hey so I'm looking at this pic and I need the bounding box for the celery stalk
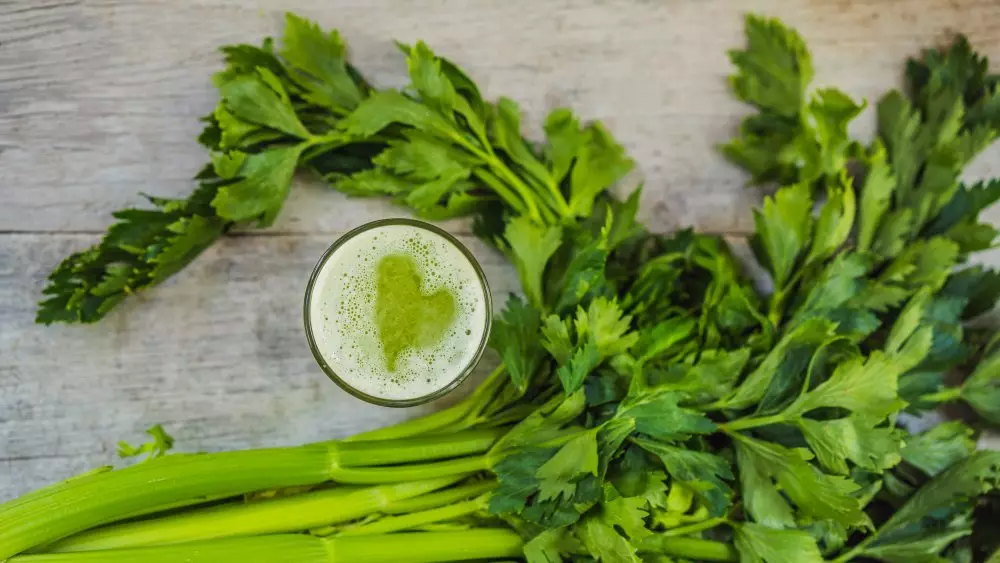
[348,366,509,442]
[328,529,523,562]
[382,479,496,514]
[327,455,489,484]
[639,535,739,562]
[338,494,489,536]
[11,535,329,563]
[0,446,333,559]
[0,431,501,559]
[308,479,498,537]
[335,428,504,466]
[345,402,474,442]
[11,531,525,563]
[45,475,467,552]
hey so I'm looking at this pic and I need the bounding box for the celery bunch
[11,11,1000,563]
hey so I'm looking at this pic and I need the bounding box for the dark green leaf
[751,182,813,288]
[213,39,285,88]
[872,209,915,259]
[281,12,364,112]
[220,69,310,138]
[536,431,599,502]
[784,347,925,419]
[37,183,226,324]
[578,513,642,563]
[806,170,856,264]
[406,41,458,114]
[491,295,546,393]
[556,339,600,394]
[728,14,812,116]
[577,297,638,359]
[799,416,905,474]
[211,145,305,225]
[858,451,1000,560]
[633,438,734,517]
[340,90,452,138]
[960,347,1000,425]
[735,522,825,563]
[722,318,838,411]
[654,348,751,405]
[901,421,977,477]
[501,217,562,311]
[941,266,1000,319]
[857,140,897,253]
[567,123,634,218]
[732,436,869,528]
[735,436,795,528]
[616,389,716,441]
[631,318,697,365]
[808,89,865,179]
[610,447,669,509]
[543,108,585,184]
[335,169,414,196]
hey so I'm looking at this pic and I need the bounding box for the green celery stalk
[0,446,331,560]
[329,529,524,563]
[348,366,509,442]
[309,479,498,537]
[639,535,739,562]
[328,455,489,484]
[11,530,525,563]
[0,430,502,559]
[346,401,476,442]
[382,479,497,514]
[45,476,466,552]
[333,428,501,466]
[337,494,489,536]
[12,535,328,563]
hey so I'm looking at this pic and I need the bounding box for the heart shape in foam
[375,254,457,372]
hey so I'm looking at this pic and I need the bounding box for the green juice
[375,254,458,372]
[305,221,491,404]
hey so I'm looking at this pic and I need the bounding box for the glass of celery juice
[304,219,492,407]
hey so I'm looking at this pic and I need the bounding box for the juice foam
[307,224,489,401]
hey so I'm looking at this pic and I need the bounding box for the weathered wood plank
[1,0,998,236]
[0,232,521,500]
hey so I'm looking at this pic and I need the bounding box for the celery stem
[45,476,466,553]
[383,480,497,515]
[661,517,729,537]
[14,530,525,563]
[329,455,489,484]
[0,430,500,559]
[11,535,330,563]
[348,365,507,442]
[639,535,739,562]
[329,529,523,563]
[719,412,788,433]
[335,428,504,467]
[338,494,489,536]
[346,404,471,442]
[919,386,963,404]
[0,446,335,560]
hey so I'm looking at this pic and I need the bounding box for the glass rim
[303,218,494,408]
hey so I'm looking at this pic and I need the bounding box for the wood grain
[1,0,1000,501]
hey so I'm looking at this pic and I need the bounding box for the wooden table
[1,0,999,501]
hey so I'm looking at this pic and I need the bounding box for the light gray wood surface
[1,0,999,501]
